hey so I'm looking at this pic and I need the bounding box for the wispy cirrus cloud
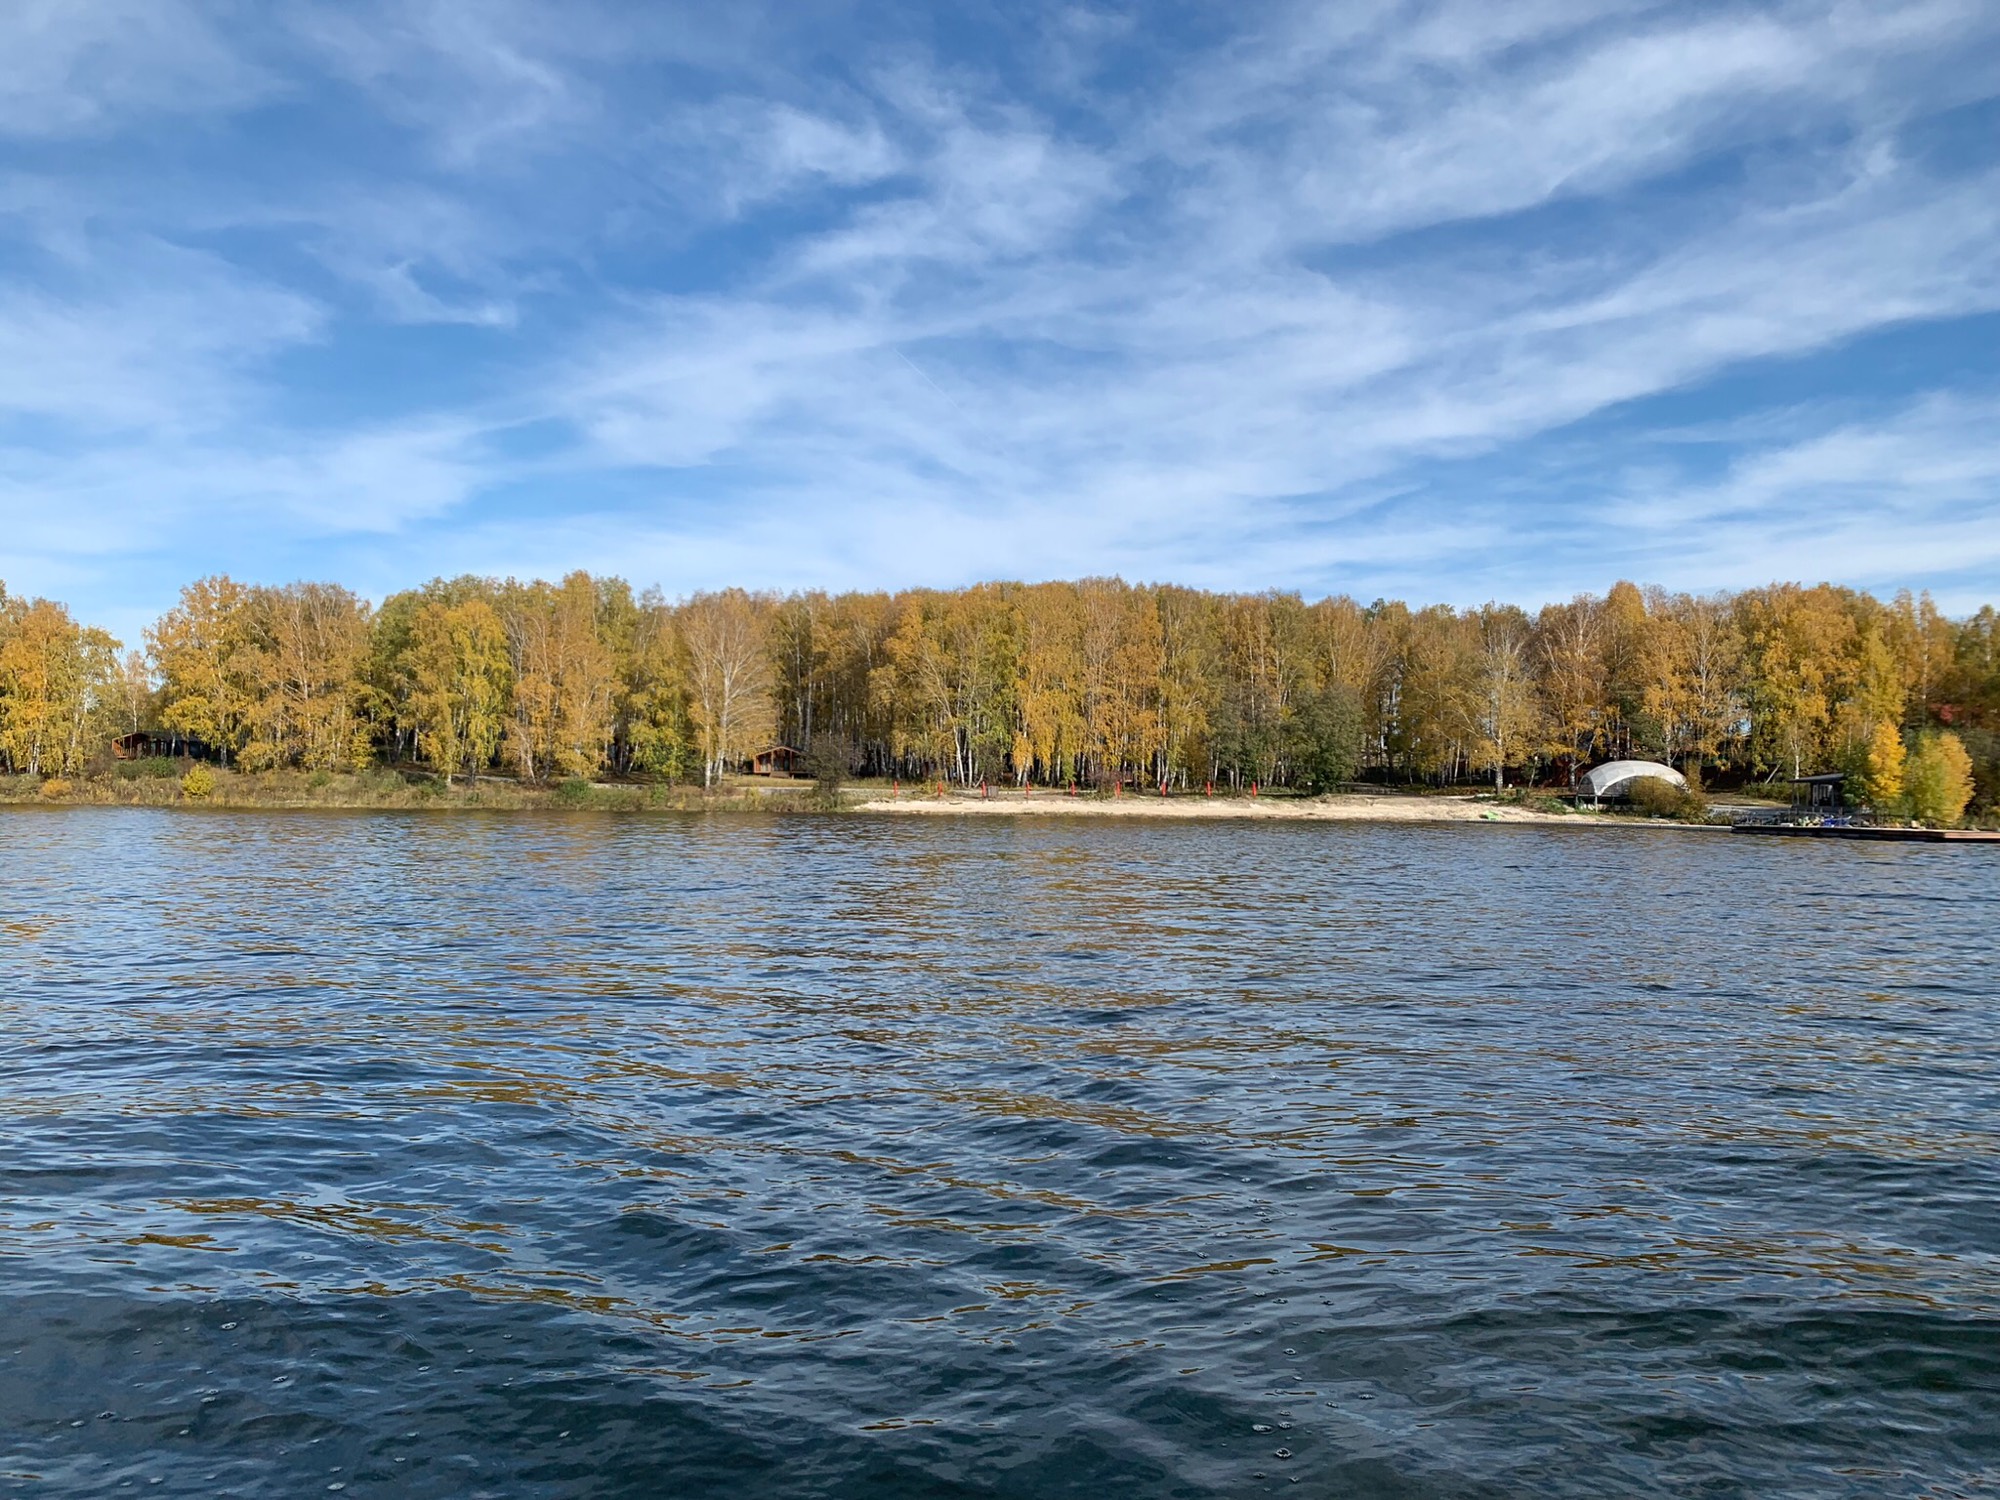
[0,243,321,433]
[0,0,1997,627]
[0,0,277,138]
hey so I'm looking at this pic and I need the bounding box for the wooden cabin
[748,745,806,777]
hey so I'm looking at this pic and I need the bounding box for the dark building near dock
[110,731,215,761]
[1789,772,1846,814]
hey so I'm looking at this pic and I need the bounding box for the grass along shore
[0,766,798,812]
[0,765,1742,826]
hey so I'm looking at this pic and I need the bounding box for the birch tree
[680,589,773,786]
[409,597,510,785]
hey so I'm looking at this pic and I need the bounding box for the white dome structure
[1577,760,1686,802]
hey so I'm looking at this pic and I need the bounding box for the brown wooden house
[748,745,805,777]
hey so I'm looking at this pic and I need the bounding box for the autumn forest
[0,573,1995,815]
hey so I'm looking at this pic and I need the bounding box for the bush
[1626,775,1708,821]
[113,756,179,781]
[38,777,71,800]
[802,733,847,809]
[307,769,333,790]
[180,764,217,800]
[554,777,597,807]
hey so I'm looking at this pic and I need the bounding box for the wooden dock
[1732,824,2000,843]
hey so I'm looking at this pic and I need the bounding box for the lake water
[2,810,1996,1498]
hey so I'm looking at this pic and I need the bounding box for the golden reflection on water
[174,1197,514,1251]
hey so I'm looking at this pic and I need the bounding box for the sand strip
[852,791,1721,827]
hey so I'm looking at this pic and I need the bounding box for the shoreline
[0,774,1740,829]
[851,791,1721,827]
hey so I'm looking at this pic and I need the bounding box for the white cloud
[0,0,276,138]
[287,0,582,169]
[0,244,321,432]
[1,0,1998,625]
[692,102,906,214]
[1146,0,2000,251]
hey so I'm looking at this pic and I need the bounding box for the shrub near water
[180,764,217,800]
[1626,775,1708,822]
[804,733,848,810]
[114,756,180,781]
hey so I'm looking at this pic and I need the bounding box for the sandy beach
[852,789,1715,827]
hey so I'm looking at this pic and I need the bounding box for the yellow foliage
[241,581,372,771]
[498,573,615,782]
[38,777,70,799]
[409,596,510,784]
[148,575,253,764]
[1905,731,1974,827]
[0,597,120,777]
[180,763,218,800]
[2,567,1995,800]
[1857,721,1905,810]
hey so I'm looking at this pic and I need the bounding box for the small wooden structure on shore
[748,745,805,777]
[1789,771,1847,814]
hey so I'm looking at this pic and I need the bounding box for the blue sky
[3,0,1999,645]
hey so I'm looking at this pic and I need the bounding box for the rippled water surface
[2,809,1997,1498]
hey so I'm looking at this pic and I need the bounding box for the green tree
[1284,682,1362,793]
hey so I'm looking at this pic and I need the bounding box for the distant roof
[1578,760,1687,797]
[1789,772,1847,784]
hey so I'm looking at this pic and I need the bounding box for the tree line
[1,573,1993,814]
